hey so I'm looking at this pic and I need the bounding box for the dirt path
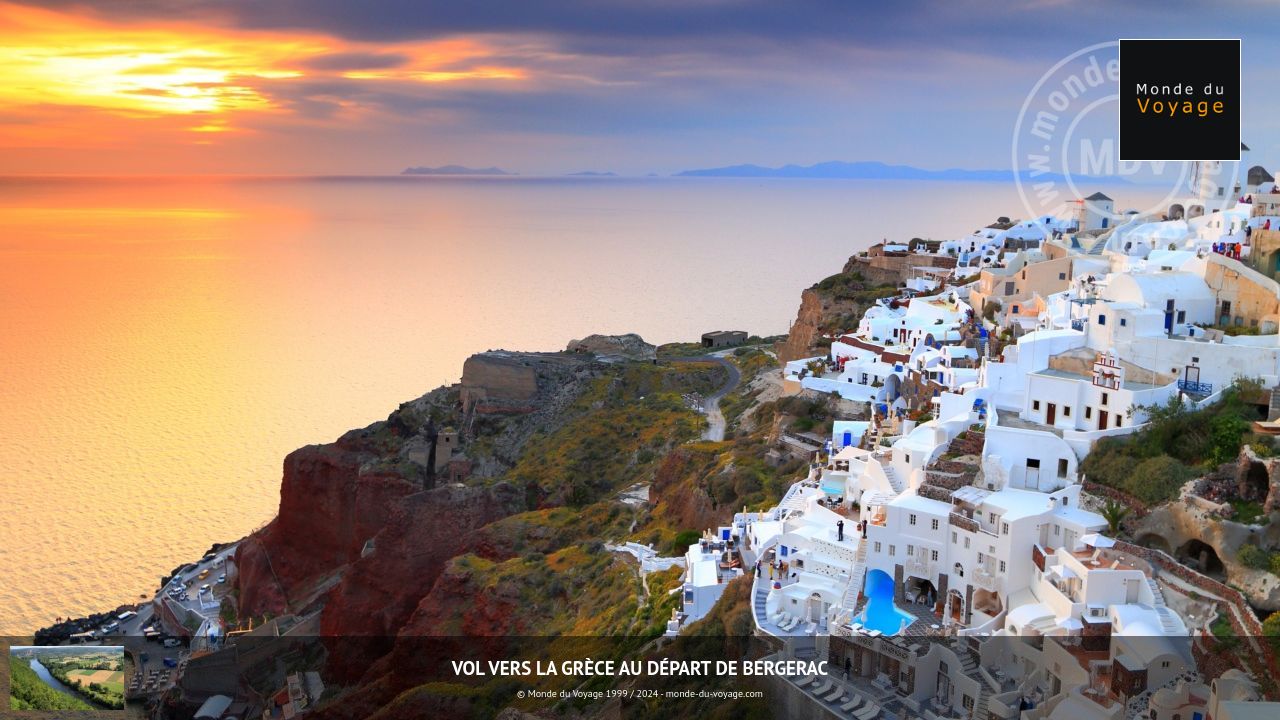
[683,354,740,441]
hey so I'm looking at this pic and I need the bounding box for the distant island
[675,160,1120,183]
[401,165,512,176]
[567,171,617,177]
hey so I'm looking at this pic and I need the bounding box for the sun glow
[0,2,530,144]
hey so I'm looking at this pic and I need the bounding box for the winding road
[683,354,741,441]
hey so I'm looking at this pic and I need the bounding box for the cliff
[775,254,904,362]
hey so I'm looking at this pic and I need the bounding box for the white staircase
[1147,578,1166,607]
[1156,607,1182,634]
[836,542,869,624]
[883,465,905,494]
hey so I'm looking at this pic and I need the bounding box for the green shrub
[1237,543,1270,570]
[669,529,701,554]
[1123,455,1194,504]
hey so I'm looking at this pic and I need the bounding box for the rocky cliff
[224,339,745,718]
[775,254,904,362]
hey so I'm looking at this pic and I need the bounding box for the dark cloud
[295,51,412,71]
[16,0,1261,61]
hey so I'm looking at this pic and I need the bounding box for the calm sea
[0,175,1154,633]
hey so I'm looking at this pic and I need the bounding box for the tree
[1100,499,1131,535]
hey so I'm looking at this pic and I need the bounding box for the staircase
[1156,607,1182,634]
[1087,235,1108,255]
[837,542,870,624]
[1147,578,1167,607]
[883,465,905,494]
[753,583,769,626]
[972,684,992,720]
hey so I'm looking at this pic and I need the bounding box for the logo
[1119,39,1240,161]
[1013,41,1241,235]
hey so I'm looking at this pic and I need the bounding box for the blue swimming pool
[857,569,915,635]
[820,477,845,495]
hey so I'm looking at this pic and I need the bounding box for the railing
[950,512,979,534]
[1177,379,1214,395]
[973,568,1000,592]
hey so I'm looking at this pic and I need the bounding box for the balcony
[973,567,1001,592]
[1177,379,1213,395]
[905,555,932,577]
[950,512,979,534]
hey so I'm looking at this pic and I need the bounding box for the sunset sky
[3,1,1278,175]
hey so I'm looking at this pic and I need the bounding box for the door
[1098,410,1108,430]
[1046,403,1056,425]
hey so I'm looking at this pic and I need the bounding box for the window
[952,531,958,544]
[1085,406,1092,419]
[1002,522,1009,535]
[909,514,917,526]
[931,518,940,531]
[1058,458,1069,479]
[889,545,896,557]
[1054,525,1061,536]
[1004,281,1015,295]
[964,537,971,549]
[1011,305,1019,314]
[1098,314,1106,325]
[1027,458,1040,470]
[1063,406,1071,417]
[907,545,915,556]
[874,541,882,553]
[1116,415,1123,428]
[1177,310,1186,323]
[1101,392,1109,406]
[931,550,939,561]
[1120,318,1127,327]
[1033,400,1041,411]
[1000,560,1007,573]
[1058,272,1066,280]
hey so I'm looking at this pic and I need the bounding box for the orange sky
[4,1,1275,175]
[0,2,533,171]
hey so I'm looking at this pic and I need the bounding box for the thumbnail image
[9,645,126,712]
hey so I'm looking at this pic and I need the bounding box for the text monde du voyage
[1134,82,1228,118]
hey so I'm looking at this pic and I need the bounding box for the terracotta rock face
[235,436,418,618]
[319,482,525,681]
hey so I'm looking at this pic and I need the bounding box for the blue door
[843,431,852,446]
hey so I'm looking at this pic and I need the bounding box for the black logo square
[1119,39,1240,161]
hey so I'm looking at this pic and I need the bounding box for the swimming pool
[820,477,845,496]
[857,569,916,635]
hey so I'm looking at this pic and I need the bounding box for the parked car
[163,657,178,668]
[217,574,227,584]
[162,638,181,648]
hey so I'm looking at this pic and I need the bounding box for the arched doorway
[1177,539,1224,578]
[1135,532,1173,556]
[1168,203,1185,220]
[1241,459,1271,502]
[947,589,965,623]
[806,592,826,623]
[906,577,937,607]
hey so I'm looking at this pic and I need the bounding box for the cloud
[296,51,411,71]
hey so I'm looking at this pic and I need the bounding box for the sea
[0,175,1161,633]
